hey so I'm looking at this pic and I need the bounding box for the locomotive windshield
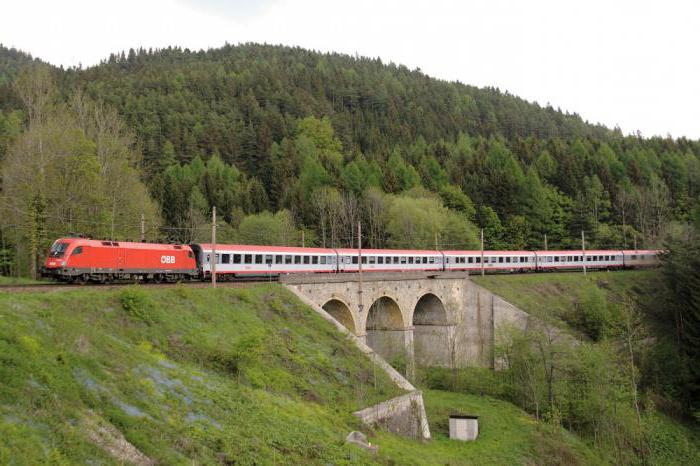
[49,241,69,258]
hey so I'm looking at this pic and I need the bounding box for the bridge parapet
[279,270,469,284]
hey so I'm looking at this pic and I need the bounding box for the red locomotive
[43,238,198,283]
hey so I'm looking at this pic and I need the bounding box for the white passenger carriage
[534,250,625,270]
[443,250,537,272]
[194,244,337,277]
[191,243,661,278]
[335,248,444,273]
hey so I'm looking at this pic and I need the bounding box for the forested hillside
[1,43,700,275]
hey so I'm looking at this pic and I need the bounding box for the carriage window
[312,256,318,264]
[352,256,358,264]
[400,257,407,264]
[369,256,376,264]
[392,256,398,263]
[408,257,414,264]
[328,256,336,264]
[294,256,301,264]
[361,256,367,264]
[554,256,559,262]
[468,257,473,264]
[284,255,291,264]
[505,257,511,263]
[378,256,384,264]
[303,256,310,264]
[71,246,83,256]
[320,256,326,264]
[498,257,503,263]
[222,254,230,264]
[265,255,273,265]
[233,254,241,264]
[255,255,263,264]
[275,255,282,264]
[244,254,252,264]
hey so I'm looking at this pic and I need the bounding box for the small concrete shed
[449,414,479,441]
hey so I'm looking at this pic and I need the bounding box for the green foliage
[576,285,612,341]
[119,287,155,325]
[472,271,700,464]
[236,210,300,246]
[660,234,700,416]
[385,191,479,249]
[3,43,700,267]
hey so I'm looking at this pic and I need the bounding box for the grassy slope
[472,270,700,465]
[472,270,658,334]
[0,276,48,285]
[0,284,607,465]
[380,390,601,465]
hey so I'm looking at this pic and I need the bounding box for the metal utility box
[449,415,479,441]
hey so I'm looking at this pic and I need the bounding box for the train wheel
[74,274,89,285]
[153,274,163,284]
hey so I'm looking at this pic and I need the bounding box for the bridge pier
[365,327,415,378]
[413,324,457,368]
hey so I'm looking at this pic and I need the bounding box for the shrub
[576,286,612,341]
[119,287,155,325]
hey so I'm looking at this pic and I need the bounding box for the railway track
[0,277,275,293]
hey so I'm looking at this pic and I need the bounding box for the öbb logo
[160,255,176,264]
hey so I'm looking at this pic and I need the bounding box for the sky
[2,0,699,139]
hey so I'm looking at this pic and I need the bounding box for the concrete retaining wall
[353,391,431,441]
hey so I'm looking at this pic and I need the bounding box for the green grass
[375,389,602,465]
[473,270,659,336]
[0,285,402,464]
[0,282,670,465]
[0,275,48,285]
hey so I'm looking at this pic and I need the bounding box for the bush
[119,287,155,325]
[576,286,612,341]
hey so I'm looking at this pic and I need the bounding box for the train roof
[196,244,336,254]
[534,250,624,255]
[55,238,191,250]
[335,248,442,255]
[442,250,534,255]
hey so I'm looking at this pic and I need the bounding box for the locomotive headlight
[61,261,66,266]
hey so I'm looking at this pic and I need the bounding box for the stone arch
[322,298,356,334]
[412,293,454,368]
[366,296,405,331]
[412,293,448,326]
[365,296,409,372]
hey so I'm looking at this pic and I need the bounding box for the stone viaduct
[281,271,531,372]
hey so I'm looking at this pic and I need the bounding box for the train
[42,237,661,283]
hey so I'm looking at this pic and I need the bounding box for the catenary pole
[544,233,548,251]
[140,213,145,242]
[582,230,587,276]
[480,228,485,277]
[212,206,217,288]
[358,222,364,314]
